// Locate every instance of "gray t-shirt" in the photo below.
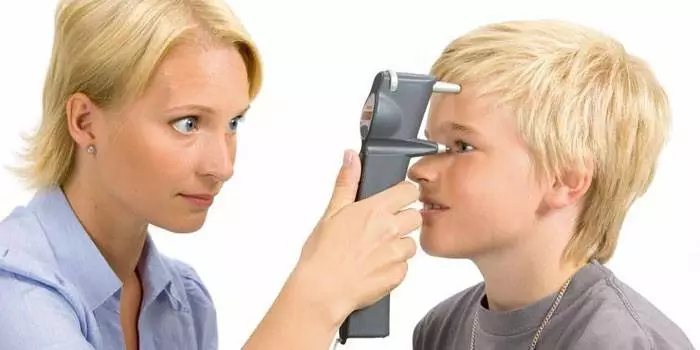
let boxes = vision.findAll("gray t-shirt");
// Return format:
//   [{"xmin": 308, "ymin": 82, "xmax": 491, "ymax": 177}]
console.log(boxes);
[{"xmin": 412, "ymin": 261, "xmax": 694, "ymax": 349}]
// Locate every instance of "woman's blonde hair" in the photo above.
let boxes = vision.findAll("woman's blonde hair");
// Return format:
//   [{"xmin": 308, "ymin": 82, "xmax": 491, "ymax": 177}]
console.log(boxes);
[
  {"xmin": 15, "ymin": 0, "xmax": 263, "ymax": 189},
  {"xmin": 431, "ymin": 20, "xmax": 670, "ymax": 264}
]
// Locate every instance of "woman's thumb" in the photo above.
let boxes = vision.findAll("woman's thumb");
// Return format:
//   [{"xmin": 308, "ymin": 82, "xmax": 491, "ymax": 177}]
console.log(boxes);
[{"xmin": 322, "ymin": 149, "xmax": 361, "ymax": 219}]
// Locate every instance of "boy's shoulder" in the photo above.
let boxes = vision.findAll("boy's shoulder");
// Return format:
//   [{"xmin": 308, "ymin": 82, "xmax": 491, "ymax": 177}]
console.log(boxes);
[
  {"xmin": 412, "ymin": 282, "xmax": 485, "ymax": 349},
  {"xmin": 567, "ymin": 263, "xmax": 694, "ymax": 349},
  {"xmin": 413, "ymin": 262, "xmax": 695, "ymax": 350}
]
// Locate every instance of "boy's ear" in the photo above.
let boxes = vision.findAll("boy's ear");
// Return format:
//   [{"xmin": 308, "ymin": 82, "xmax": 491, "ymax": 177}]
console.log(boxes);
[
  {"xmin": 544, "ymin": 161, "xmax": 593, "ymax": 210},
  {"xmin": 65, "ymin": 92, "xmax": 99, "ymax": 149}
]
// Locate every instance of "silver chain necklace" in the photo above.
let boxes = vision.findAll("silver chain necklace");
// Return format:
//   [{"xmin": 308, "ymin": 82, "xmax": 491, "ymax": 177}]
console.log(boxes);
[{"xmin": 469, "ymin": 277, "xmax": 572, "ymax": 350}]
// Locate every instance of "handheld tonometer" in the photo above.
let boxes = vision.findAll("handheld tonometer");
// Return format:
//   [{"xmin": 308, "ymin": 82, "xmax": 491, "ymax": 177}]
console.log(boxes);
[{"xmin": 337, "ymin": 70, "xmax": 461, "ymax": 345}]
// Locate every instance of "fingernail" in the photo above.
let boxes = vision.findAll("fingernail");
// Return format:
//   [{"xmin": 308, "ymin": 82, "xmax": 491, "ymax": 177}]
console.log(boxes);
[{"xmin": 343, "ymin": 150, "xmax": 353, "ymax": 166}]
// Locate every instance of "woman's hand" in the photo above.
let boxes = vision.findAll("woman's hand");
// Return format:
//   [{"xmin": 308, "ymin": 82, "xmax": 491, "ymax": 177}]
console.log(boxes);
[
  {"xmin": 292, "ymin": 149, "xmax": 421, "ymax": 326},
  {"xmin": 243, "ymin": 150, "xmax": 421, "ymax": 350}
]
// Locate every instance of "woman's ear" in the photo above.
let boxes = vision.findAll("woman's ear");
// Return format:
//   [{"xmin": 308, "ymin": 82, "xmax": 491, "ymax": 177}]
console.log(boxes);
[
  {"xmin": 543, "ymin": 161, "xmax": 594, "ymax": 210},
  {"xmin": 65, "ymin": 92, "xmax": 99, "ymax": 149}
]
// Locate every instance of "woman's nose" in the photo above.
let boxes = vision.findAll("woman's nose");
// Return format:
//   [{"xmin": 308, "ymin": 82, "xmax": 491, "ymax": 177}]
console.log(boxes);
[{"xmin": 199, "ymin": 136, "xmax": 236, "ymax": 182}]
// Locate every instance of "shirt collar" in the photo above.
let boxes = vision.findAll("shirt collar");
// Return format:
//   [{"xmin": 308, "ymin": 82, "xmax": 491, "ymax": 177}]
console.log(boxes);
[
  {"xmin": 475, "ymin": 260, "xmax": 607, "ymax": 336},
  {"xmin": 28, "ymin": 186, "xmax": 183, "ymax": 311},
  {"xmin": 138, "ymin": 234, "xmax": 186, "ymax": 311}
]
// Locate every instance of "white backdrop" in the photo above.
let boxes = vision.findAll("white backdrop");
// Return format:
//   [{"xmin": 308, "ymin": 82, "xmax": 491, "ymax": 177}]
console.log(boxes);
[{"xmin": 0, "ymin": 1, "xmax": 698, "ymax": 349}]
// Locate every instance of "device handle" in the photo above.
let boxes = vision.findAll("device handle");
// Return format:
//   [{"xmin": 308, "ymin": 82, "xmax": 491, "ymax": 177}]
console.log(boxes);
[{"xmin": 338, "ymin": 151, "xmax": 411, "ymax": 343}]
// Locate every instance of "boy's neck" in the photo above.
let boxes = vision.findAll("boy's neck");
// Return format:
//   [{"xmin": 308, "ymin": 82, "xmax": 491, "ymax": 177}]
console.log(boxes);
[{"xmin": 474, "ymin": 230, "xmax": 586, "ymax": 312}]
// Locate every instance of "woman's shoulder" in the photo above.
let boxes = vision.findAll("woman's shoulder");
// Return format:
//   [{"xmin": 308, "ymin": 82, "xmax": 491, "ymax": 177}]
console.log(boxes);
[
  {"xmin": 0, "ymin": 199, "xmax": 64, "ymax": 285},
  {"xmin": 0, "ymin": 189, "xmax": 95, "ymax": 287},
  {"xmin": 0, "ymin": 196, "xmax": 98, "ymax": 349},
  {"xmin": 0, "ymin": 188, "xmax": 86, "ymax": 271}
]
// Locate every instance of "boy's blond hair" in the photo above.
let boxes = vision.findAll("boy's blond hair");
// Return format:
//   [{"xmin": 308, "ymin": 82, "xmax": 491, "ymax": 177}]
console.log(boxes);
[
  {"xmin": 15, "ymin": 0, "xmax": 263, "ymax": 189},
  {"xmin": 431, "ymin": 20, "xmax": 670, "ymax": 264}
]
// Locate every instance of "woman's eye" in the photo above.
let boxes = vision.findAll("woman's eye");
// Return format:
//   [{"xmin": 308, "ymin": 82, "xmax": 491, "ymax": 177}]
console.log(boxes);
[
  {"xmin": 228, "ymin": 115, "xmax": 243, "ymax": 133},
  {"xmin": 172, "ymin": 116, "xmax": 198, "ymax": 134},
  {"xmin": 453, "ymin": 140, "xmax": 475, "ymax": 153}
]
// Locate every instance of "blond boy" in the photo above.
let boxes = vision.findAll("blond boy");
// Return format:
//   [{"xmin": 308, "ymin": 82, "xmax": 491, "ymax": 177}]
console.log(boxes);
[{"xmin": 408, "ymin": 20, "xmax": 694, "ymax": 349}]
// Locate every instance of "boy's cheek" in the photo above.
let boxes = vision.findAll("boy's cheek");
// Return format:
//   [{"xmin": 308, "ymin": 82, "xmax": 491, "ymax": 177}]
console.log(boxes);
[
  {"xmin": 420, "ymin": 148, "xmax": 549, "ymax": 256},
  {"xmin": 418, "ymin": 209, "xmax": 501, "ymax": 258}
]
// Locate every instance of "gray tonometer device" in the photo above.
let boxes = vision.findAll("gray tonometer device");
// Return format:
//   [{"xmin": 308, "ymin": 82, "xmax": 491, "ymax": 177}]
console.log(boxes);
[{"xmin": 338, "ymin": 70, "xmax": 461, "ymax": 344}]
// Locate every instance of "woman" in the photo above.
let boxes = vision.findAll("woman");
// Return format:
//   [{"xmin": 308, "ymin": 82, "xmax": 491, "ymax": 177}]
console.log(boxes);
[{"xmin": 0, "ymin": 1, "xmax": 421, "ymax": 349}]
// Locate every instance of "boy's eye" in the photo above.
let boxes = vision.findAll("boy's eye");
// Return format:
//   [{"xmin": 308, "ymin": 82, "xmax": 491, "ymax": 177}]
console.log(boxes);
[
  {"xmin": 452, "ymin": 140, "xmax": 475, "ymax": 153},
  {"xmin": 172, "ymin": 116, "xmax": 198, "ymax": 134}
]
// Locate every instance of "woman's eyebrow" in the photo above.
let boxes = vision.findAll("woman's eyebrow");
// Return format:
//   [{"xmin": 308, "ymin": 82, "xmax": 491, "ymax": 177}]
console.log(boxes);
[
  {"xmin": 166, "ymin": 104, "xmax": 250, "ymax": 117},
  {"xmin": 236, "ymin": 105, "xmax": 251, "ymax": 116},
  {"xmin": 166, "ymin": 104, "xmax": 216, "ymax": 115}
]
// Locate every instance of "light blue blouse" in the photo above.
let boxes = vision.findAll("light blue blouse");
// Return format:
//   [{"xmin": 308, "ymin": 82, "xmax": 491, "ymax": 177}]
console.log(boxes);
[{"xmin": 0, "ymin": 187, "xmax": 217, "ymax": 349}]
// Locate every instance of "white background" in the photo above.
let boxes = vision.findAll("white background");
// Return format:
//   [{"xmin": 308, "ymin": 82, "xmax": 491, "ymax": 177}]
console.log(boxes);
[{"xmin": 1, "ymin": 1, "xmax": 698, "ymax": 349}]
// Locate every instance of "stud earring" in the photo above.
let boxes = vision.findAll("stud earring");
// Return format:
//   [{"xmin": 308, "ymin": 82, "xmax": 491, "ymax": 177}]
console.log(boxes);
[{"xmin": 86, "ymin": 145, "xmax": 96, "ymax": 154}]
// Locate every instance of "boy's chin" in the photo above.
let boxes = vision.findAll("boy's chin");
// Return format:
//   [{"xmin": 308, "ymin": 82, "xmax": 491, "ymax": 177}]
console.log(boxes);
[{"xmin": 418, "ymin": 228, "xmax": 482, "ymax": 259}]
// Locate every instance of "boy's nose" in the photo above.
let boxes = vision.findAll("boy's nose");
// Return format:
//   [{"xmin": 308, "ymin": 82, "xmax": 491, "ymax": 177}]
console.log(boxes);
[{"xmin": 408, "ymin": 157, "xmax": 437, "ymax": 184}]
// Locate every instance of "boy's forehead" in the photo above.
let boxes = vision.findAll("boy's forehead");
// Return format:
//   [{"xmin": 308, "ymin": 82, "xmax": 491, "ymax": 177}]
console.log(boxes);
[
  {"xmin": 425, "ymin": 89, "xmax": 512, "ymax": 138},
  {"xmin": 427, "ymin": 92, "xmax": 483, "ymax": 128}
]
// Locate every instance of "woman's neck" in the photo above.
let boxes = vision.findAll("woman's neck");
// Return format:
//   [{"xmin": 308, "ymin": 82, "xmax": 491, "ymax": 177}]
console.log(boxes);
[{"xmin": 62, "ymin": 176, "xmax": 149, "ymax": 282}]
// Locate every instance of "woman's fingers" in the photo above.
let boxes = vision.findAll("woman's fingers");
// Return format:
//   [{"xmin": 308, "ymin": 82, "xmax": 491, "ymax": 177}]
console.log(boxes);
[{"xmin": 392, "ymin": 208, "xmax": 422, "ymax": 237}]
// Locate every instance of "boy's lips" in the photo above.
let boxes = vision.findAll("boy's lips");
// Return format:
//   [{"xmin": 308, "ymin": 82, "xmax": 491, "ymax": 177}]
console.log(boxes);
[
  {"xmin": 419, "ymin": 195, "xmax": 450, "ymax": 213},
  {"xmin": 422, "ymin": 202, "xmax": 450, "ymax": 210}
]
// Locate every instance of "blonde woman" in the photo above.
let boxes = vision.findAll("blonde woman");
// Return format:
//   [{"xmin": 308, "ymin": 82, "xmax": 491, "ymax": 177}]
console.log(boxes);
[{"xmin": 0, "ymin": 1, "xmax": 420, "ymax": 349}]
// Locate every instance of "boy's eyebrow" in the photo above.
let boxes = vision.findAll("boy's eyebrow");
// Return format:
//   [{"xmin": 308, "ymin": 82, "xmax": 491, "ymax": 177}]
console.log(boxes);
[
  {"xmin": 424, "ymin": 122, "xmax": 482, "ymax": 139},
  {"xmin": 449, "ymin": 122, "xmax": 481, "ymax": 136}
]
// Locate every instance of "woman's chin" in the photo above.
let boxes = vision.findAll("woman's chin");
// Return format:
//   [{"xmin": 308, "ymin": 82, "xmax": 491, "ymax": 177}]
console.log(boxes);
[{"xmin": 151, "ymin": 214, "xmax": 207, "ymax": 234}]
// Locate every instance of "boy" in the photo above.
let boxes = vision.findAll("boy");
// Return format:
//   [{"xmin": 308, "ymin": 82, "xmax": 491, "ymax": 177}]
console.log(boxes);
[{"xmin": 408, "ymin": 20, "xmax": 694, "ymax": 349}]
